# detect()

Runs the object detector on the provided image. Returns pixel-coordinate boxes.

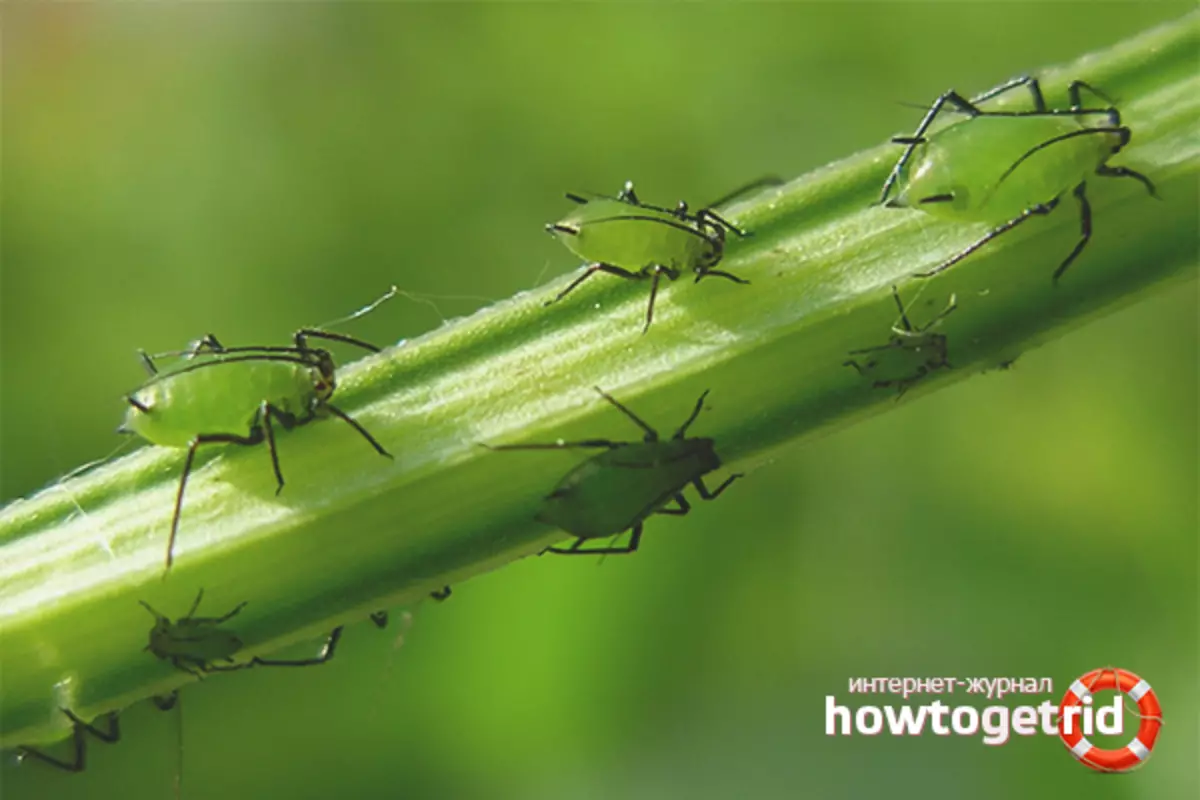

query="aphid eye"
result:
[919,193,957,205]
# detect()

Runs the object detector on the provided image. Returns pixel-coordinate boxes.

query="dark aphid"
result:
[141,589,395,677]
[15,710,120,773]
[140,589,249,676]
[121,290,397,570]
[544,178,781,332]
[486,388,741,555]
[879,77,1157,282]
[844,286,957,398]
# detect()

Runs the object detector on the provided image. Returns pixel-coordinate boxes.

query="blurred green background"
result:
[2,3,1196,799]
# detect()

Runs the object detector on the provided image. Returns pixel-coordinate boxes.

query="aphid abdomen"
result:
[537,441,718,539]
[557,201,710,271]
[905,117,1122,223]
[124,360,317,447]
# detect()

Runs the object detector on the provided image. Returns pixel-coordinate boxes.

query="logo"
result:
[828,668,1164,773]
[1058,667,1163,773]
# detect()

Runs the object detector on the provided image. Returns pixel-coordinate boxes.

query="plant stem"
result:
[1,12,1196,749]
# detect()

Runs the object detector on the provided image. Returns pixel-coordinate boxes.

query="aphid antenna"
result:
[314,285,398,330]
[704,175,785,209]
[671,390,711,440]
[385,289,500,325]
[592,387,660,442]
[139,599,167,621]
[183,589,205,619]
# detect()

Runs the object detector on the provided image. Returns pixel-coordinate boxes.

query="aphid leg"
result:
[880,90,984,205]
[671,390,711,440]
[1052,182,1092,284]
[695,267,750,286]
[926,295,959,330]
[593,387,660,442]
[127,395,152,414]
[64,710,120,745]
[138,350,158,376]
[323,403,392,458]
[889,285,914,334]
[544,263,642,307]
[369,611,389,628]
[842,358,876,375]
[294,329,382,354]
[695,209,749,238]
[894,289,958,337]
[187,334,225,357]
[483,439,622,452]
[847,342,899,356]
[1095,164,1159,199]
[641,264,680,333]
[655,492,691,516]
[430,586,453,601]
[170,656,207,679]
[693,473,743,500]
[617,181,640,205]
[915,197,1060,279]
[258,403,286,495]
[251,627,345,668]
[971,75,1046,112]
[211,600,249,626]
[18,710,120,773]
[548,524,644,556]
[165,430,264,570]
[1066,80,1117,112]
[153,692,180,712]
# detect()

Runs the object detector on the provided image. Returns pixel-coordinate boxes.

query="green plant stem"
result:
[1,13,1196,749]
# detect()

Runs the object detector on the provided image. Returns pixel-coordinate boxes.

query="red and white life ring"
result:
[1058,668,1162,773]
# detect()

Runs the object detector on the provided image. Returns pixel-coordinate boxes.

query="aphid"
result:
[121,290,397,570]
[879,77,1157,282]
[543,179,777,332]
[15,709,120,773]
[486,388,741,554]
[140,589,250,676]
[141,589,393,677]
[844,286,957,398]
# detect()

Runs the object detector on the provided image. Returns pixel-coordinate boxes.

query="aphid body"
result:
[488,388,741,554]
[844,286,957,398]
[549,198,724,281]
[545,181,755,332]
[141,589,246,675]
[124,346,332,449]
[896,115,1127,224]
[880,77,1157,282]
[122,300,393,570]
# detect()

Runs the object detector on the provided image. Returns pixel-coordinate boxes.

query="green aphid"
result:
[140,589,249,676]
[15,710,120,773]
[488,388,741,555]
[544,178,780,332]
[879,77,1158,282]
[122,291,397,570]
[140,589,391,678]
[844,286,957,398]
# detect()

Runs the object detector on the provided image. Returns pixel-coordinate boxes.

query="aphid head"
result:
[1111,125,1132,154]
[307,348,337,401]
[139,600,172,656]
[693,220,726,269]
